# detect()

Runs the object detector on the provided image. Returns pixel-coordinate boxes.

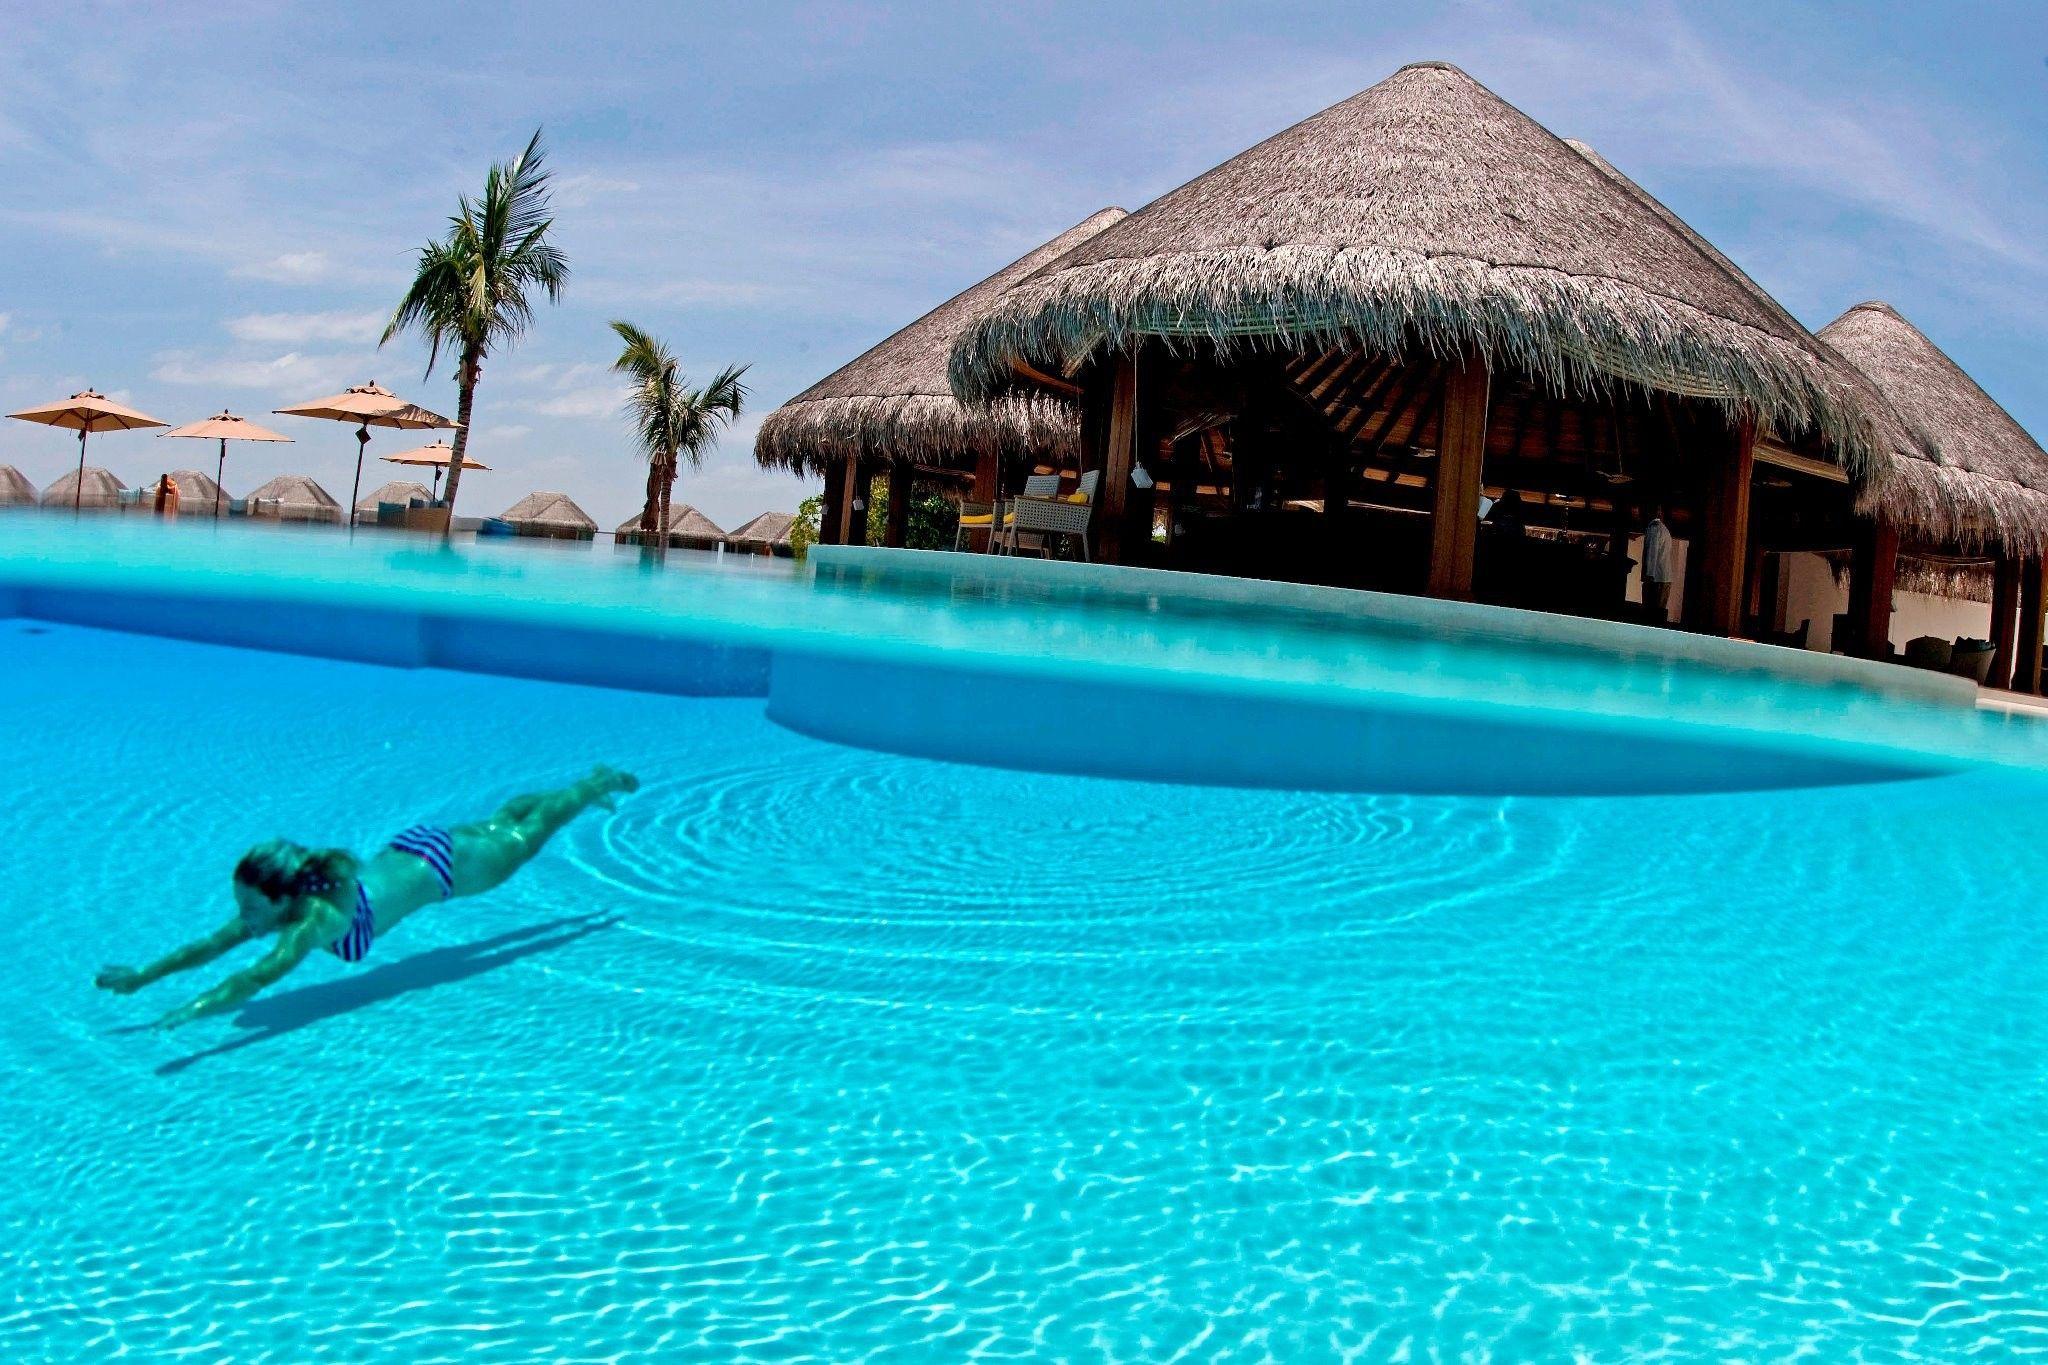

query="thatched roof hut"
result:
[41,466,125,510]
[357,479,435,516]
[951,61,1903,479]
[727,510,796,556]
[0,465,35,506]
[160,468,230,512]
[757,207,1128,475]
[615,504,725,550]
[244,474,342,523]
[497,490,597,540]
[1819,302,2048,554]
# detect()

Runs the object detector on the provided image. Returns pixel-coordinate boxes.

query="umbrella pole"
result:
[215,437,226,522]
[73,427,88,515]
[349,424,369,538]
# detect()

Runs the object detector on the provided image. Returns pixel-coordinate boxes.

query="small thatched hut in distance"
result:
[496,491,597,541]
[757,206,1127,548]
[726,511,796,557]
[615,504,725,551]
[244,474,342,524]
[1815,301,2048,688]
[159,468,231,516]
[0,465,36,506]
[357,479,436,521]
[949,60,1904,636]
[41,466,125,510]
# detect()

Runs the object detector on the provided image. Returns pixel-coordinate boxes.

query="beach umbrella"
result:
[7,389,167,512]
[160,411,293,521]
[274,382,451,531]
[380,439,492,501]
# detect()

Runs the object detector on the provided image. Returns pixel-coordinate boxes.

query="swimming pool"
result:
[6,520,2048,1359]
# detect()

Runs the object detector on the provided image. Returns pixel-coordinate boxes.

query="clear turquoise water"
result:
[6,523,2048,1359]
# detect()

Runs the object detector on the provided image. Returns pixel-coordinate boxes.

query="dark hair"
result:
[233,839,354,904]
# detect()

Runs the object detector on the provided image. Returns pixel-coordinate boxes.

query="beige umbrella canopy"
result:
[7,389,167,511]
[274,381,451,529]
[161,410,293,520]
[0,465,35,507]
[380,439,492,502]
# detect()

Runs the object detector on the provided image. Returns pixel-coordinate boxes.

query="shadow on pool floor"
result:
[157,912,621,1075]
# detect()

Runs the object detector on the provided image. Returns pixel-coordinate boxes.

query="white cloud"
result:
[149,349,362,392]
[231,251,335,284]
[529,386,624,419]
[225,310,383,345]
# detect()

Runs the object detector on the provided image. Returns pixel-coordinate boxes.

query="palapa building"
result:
[763,60,2048,686]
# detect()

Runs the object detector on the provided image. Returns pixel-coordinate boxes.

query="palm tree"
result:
[382,129,568,527]
[610,320,748,560]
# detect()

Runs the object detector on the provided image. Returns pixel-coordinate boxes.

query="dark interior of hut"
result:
[1015,345,1860,633]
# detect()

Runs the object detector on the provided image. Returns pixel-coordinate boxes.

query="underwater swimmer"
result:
[96,766,639,1029]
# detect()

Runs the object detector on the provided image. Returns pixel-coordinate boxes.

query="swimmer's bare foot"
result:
[586,765,640,809]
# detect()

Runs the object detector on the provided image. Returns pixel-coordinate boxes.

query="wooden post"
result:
[885,467,912,548]
[971,450,999,505]
[818,460,845,546]
[1846,520,1900,659]
[835,457,863,546]
[1427,354,1490,600]
[1096,352,1139,563]
[1989,555,2022,690]
[2016,558,2046,694]
[1688,417,1755,636]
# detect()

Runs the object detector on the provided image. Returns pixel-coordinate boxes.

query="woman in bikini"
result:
[96,765,639,1030]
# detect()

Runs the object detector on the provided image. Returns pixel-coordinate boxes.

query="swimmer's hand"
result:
[588,765,641,810]
[153,1002,203,1032]
[96,965,146,994]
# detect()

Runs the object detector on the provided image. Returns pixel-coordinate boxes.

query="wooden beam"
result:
[1990,554,2022,690]
[836,457,865,546]
[1845,520,1900,659]
[885,467,913,548]
[1096,352,1139,562]
[1753,439,1850,485]
[1427,354,1490,600]
[2017,558,2046,694]
[818,459,845,545]
[1689,417,1755,636]
[971,449,999,504]
[1012,358,1083,398]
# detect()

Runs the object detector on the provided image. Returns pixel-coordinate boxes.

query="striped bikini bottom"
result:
[328,825,457,962]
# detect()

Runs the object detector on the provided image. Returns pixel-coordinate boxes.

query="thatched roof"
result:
[0,465,35,506]
[1818,302,2048,553]
[757,207,1128,474]
[498,490,597,531]
[244,474,341,520]
[727,510,796,549]
[357,479,434,513]
[952,61,1902,479]
[161,468,229,508]
[614,503,725,544]
[41,466,125,508]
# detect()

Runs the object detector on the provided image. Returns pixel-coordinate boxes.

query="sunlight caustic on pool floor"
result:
[6,623,2048,1360]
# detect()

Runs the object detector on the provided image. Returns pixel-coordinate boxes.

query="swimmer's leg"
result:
[448,767,639,896]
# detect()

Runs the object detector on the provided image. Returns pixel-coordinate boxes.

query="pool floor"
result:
[6,621,2048,1360]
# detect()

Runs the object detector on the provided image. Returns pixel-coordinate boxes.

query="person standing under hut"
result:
[1641,507,1676,622]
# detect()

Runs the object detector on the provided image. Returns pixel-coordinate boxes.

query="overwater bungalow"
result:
[494,491,597,541]
[356,479,436,522]
[244,474,342,524]
[615,504,725,551]
[726,511,797,557]
[0,465,35,507]
[937,61,1917,641]
[755,207,1127,547]
[40,467,125,510]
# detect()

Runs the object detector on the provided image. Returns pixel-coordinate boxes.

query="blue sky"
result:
[2,1,2043,531]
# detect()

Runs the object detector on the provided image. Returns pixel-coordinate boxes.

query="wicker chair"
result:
[993,474,1063,555]
[1006,471,1102,560]
[953,501,996,552]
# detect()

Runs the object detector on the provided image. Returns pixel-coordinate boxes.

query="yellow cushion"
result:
[958,513,994,526]
[1061,492,1090,504]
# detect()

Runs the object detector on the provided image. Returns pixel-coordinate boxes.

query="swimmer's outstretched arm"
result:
[154,918,329,1031]
[96,918,253,995]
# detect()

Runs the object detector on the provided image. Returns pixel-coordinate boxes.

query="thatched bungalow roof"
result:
[0,465,35,506]
[161,468,229,509]
[952,61,1903,480]
[244,474,342,522]
[614,503,725,548]
[1819,302,2048,554]
[498,490,597,538]
[41,466,125,509]
[727,510,796,555]
[357,479,435,514]
[757,207,1128,475]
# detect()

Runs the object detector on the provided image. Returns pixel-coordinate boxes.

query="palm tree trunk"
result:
[657,452,677,563]
[638,454,665,562]
[440,346,481,537]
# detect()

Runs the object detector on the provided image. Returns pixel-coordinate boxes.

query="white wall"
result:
[1779,550,1990,654]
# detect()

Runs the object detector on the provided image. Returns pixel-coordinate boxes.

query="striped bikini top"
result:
[327,825,456,962]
